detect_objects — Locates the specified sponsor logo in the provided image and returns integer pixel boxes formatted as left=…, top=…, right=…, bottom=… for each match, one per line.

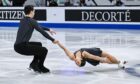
left=0, top=9, right=47, bottom=21
left=65, top=9, right=140, bottom=22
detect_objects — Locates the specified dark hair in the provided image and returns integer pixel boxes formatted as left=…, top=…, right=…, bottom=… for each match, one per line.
left=79, top=60, right=86, bottom=67
left=24, top=5, right=34, bottom=15
left=74, top=50, right=86, bottom=67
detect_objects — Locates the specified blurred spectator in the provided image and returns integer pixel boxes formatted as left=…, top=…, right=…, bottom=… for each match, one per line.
left=85, top=0, right=95, bottom=6
left=49, top=0, right=58, bottom=6
left=24, top=0, right=46, bottom=6
left=34, top=0, right=46, bottom=6
left=13, top=0, right=26, bottom=6
left=0, top=0, right=3, bottom=6
left=111, top=0, right=124, bottom=6
left=115, top=0, right=124, bottom=6
left=64, top=0, right=73, bottom=6
left=79, top=0, right=86, bottom=6
left=109, top=0, right=113, bottom=3
left=1, top=0, right=12, bottom=6
left=46, top=0, right=51, bottom=6
left=71, top=0, right=80, bottom=6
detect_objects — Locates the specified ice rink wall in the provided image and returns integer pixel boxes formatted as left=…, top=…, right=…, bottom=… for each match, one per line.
left=0, top=7, right=140, bottom=29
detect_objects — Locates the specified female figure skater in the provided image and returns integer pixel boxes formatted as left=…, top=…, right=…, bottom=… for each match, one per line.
left=57, top=42, right=126, bottom=68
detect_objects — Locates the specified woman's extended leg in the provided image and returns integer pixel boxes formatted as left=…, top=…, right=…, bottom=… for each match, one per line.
left=101, top=51, right=120, bottom=64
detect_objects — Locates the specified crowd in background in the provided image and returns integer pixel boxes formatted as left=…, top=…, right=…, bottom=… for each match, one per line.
left=0, top=0, right=26, bottom=6
left=0, top=0, right=126, bottom=7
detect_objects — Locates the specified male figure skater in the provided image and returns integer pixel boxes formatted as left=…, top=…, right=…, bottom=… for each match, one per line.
left=14, top=5, right=58, bottom=73
left=57, top=42, right=126, bottom=68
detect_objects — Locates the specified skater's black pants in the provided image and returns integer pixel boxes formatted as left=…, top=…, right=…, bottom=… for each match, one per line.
left=14, top=42, right=48, bottom=67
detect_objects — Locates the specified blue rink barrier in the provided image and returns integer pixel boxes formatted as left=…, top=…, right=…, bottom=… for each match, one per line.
left=0, top=22, right=140, bottom=29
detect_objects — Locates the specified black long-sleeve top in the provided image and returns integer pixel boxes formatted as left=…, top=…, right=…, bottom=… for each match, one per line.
left=15, top=17, right=55, bottom=45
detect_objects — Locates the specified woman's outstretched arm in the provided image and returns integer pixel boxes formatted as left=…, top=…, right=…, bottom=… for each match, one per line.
left=57, top=42, right=75, bottom=61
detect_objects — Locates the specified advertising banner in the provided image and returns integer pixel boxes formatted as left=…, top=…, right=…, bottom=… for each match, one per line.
left=0, top=9, right=46, bottom=21
left=65, top=9, right=140, bottom=22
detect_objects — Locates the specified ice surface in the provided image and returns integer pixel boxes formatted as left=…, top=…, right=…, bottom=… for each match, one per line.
left=0, top=28, right=140, bottom=84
